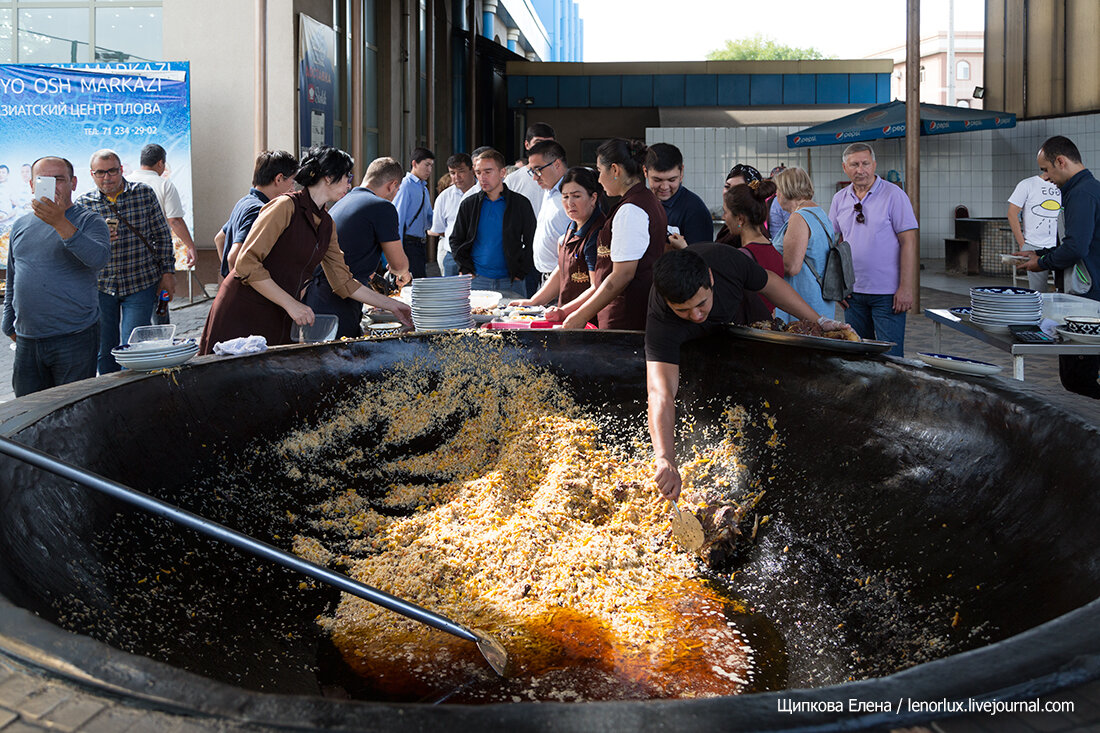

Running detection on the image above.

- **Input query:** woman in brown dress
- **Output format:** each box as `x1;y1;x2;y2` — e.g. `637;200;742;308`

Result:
511;166;606;309
548;139;666;330
199;147;412;354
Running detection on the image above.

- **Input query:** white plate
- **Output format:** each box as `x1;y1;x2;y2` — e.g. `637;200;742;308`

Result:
1055;327;1100;344
966;316;1011;334
918;352;1003;376
115;350;198;371
367;322;402;333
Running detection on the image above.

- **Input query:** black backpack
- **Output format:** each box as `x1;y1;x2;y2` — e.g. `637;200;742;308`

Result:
799;208;855;302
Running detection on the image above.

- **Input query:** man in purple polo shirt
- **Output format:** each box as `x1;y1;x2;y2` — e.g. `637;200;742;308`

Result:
829;142;918;357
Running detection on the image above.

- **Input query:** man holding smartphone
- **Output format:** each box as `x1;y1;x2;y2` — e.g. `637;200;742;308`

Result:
1;157;110;397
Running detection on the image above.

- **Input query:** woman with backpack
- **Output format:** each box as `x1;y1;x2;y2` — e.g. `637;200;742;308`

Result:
771;167;838;324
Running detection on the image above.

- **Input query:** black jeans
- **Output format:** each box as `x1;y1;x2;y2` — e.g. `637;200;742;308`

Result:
13;323;100;398
402;235;427;279
1059;355;1100;399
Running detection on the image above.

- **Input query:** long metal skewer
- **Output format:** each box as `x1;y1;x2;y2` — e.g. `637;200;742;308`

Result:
0;436;507;676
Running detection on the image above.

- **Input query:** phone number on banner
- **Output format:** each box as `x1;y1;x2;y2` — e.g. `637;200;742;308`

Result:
84;125;159;136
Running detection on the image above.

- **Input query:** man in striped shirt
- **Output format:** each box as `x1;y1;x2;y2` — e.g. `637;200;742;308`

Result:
76;149;174;373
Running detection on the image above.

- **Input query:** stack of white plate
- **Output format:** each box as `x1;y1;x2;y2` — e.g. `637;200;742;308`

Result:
411;275;475;330
969;286;1043;332
112;339;199;371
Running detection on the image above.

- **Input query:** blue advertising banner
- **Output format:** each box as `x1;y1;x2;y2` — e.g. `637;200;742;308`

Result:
298;14;336;154
0;62;192;266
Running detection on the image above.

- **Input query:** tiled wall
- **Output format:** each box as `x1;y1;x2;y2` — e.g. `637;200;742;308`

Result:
647;111;1100;260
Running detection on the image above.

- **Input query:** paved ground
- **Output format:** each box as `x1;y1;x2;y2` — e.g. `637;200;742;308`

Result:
0;255;1096;731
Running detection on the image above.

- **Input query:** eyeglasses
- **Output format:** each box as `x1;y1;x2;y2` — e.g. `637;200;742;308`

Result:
527;160;555;178
854;202;865;224
91;167;121;178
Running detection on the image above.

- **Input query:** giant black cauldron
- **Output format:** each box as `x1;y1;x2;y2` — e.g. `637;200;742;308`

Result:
0;330;1098;731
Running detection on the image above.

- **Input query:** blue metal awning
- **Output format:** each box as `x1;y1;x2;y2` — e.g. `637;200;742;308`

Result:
786;100;1016;148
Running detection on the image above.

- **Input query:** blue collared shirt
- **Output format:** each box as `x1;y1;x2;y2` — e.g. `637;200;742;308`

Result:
393;172;433;239
219;187;270;277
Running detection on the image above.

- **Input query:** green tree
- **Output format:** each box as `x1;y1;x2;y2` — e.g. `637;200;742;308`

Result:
706;34;832;61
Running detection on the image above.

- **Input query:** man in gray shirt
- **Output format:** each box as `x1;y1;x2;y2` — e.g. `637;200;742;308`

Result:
2;156;111;397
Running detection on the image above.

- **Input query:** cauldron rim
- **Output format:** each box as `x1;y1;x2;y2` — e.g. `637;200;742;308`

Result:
1;332;1099;731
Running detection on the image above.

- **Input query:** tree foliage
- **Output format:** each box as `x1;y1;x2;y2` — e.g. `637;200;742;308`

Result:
706;34;832;61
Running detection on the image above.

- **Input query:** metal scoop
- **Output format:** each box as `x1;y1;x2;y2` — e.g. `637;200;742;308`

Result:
0;436;508;677
669;499;705;552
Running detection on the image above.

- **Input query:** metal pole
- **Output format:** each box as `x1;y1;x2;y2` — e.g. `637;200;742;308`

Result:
947;0;956;105
468;0;477;151
0;436;482;646
906;0;921;311
255;0;268;156
351;0;363;181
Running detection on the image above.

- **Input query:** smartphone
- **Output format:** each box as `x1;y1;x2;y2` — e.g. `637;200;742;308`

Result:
34;176;56;203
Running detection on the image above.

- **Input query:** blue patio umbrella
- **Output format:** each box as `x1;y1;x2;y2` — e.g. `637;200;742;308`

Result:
787;100;1016;149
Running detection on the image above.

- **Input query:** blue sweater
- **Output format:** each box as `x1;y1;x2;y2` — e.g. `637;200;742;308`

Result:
1039;168;1100;301
2;206;111;338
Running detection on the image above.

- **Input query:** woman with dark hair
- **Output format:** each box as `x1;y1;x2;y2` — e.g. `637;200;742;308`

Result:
199;146;411;353
512;166;607;309
713;163;765;245
723;180;784;313
548;139;667;330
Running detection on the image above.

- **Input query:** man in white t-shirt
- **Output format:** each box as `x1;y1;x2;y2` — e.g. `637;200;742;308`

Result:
127;143;197;267
1008;174;1062;292
428;153;475;276
526;140;572;287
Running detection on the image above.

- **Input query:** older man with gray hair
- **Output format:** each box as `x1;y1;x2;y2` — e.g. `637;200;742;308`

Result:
828;142;918;357
304;156;411;338
76;148;175;373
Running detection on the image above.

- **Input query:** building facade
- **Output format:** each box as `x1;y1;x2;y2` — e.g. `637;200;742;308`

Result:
871;31;984;108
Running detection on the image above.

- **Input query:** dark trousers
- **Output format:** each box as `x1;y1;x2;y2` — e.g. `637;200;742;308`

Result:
403;235;427;279
13;323;100;398
1059;355;1100;399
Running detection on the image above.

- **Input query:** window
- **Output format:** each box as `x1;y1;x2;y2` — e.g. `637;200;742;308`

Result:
18;8;89;63
95;7;162;62
957;60;970;80
0;10;11;63
6;2;162;63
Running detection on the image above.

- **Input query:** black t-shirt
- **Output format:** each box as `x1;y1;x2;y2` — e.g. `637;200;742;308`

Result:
644;243;770;364
305;187;400;337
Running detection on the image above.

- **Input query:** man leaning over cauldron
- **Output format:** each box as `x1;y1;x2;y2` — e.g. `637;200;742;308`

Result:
1014;135;1100;399
645;245;849;502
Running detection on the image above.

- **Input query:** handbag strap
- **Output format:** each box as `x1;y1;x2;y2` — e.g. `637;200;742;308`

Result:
794;207;830;282
402;183;427;239
106;200;158;257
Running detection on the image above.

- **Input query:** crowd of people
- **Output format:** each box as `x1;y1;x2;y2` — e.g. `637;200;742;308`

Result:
2;128;1097;496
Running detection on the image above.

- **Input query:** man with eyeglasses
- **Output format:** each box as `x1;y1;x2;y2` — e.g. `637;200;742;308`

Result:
76;148;174;373
2;156;110;396
526;140;572;293
828;142;917;357
503;122;556;219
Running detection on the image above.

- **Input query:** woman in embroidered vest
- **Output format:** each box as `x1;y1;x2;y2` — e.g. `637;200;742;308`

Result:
549;139;666;330
199;147;411;354
512;166;607;311
771;166;838;324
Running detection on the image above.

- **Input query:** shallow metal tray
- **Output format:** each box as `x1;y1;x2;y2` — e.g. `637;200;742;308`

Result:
727;325;896;354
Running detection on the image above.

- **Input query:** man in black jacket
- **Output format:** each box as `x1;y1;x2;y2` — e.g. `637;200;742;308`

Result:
450;149;536;295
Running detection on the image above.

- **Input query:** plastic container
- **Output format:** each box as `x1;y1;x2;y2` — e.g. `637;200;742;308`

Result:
1041;293;1100;324
293;314;339;343
127;325;177;351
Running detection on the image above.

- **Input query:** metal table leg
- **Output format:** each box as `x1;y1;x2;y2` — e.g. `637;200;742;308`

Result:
1013;355;1025;381
933;322;942;353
